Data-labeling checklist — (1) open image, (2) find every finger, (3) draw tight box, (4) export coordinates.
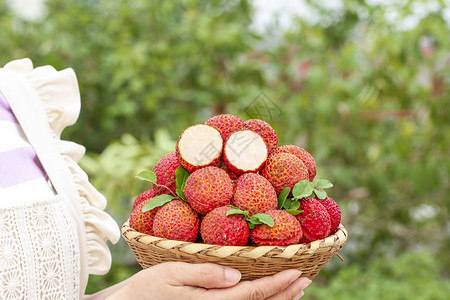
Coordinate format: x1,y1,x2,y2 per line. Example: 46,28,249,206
164,262,242,289
206,269,302,300
265,277,312,300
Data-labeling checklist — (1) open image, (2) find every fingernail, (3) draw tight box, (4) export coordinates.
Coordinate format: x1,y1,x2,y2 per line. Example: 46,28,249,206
302,278,312,289
289,270,302,284
294,290,305,299
225,268,241,283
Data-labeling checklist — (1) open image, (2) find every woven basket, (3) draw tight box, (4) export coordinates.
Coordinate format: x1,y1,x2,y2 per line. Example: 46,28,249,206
122,220,347,280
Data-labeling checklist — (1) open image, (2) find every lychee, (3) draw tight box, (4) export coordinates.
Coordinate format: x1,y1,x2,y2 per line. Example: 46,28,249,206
243,119,278,154
129,194,160,236
184,166,233,214
260,152,309,194
223,130,268,175
132,188,159,211
176,124,223,173
152,200,200,242
204,114,244,140
296,198,331,243
318,196,341,234
273,145,316,181
152,152,180,194
232,173,278,216
200,206,249,246
250,210,303,246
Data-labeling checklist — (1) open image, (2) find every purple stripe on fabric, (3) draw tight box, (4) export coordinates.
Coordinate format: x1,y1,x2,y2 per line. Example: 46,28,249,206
0,94,18,123
0,146,48,188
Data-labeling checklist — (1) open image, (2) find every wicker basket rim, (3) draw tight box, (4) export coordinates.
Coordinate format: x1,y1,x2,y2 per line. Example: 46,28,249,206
122,220,348,260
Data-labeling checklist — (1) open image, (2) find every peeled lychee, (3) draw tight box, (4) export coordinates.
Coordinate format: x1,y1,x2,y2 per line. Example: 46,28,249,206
260,152,309,194
152,152,180,194
318,196,341,234
152,200,200,242
184,166,233,214
250,210,303,246
223,130,268,175
176,124,223,173
243,119,278,154
204,114,244,140
297,198,331,243
273,145,316,181
200,206,249,246
232,173,278,216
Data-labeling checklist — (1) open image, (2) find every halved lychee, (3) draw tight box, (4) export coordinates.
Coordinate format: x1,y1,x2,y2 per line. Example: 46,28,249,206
223,130,268,175
176,124,223,173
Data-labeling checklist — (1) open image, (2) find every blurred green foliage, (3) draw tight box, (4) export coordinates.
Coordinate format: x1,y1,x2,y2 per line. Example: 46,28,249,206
1,0,449,296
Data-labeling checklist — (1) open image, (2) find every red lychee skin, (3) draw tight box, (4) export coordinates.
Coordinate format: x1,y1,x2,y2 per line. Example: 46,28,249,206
243,119,278,154
204,114,244,140
184,166,233,214
296,198,331,243
129,197,160,236
250,210,303,246
260,152,309,194
200,206,249,246
152,152,180,194
216,160,240,180
272,145,316,181
318,196,341,234
132,188,159,211
232,173,278,216
152,200,200,242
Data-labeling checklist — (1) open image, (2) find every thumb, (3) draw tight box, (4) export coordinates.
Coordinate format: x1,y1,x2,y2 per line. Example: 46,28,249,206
166,262,242,289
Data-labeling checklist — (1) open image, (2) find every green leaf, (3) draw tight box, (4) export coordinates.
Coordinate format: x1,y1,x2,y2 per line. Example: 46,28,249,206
136,170,157,183
251,213,274,227
285,209,303,216
315,179,333,189
142,194,174,212
175,166,190,200
292,180,315,199
287,200,300,210
226,208,249,217
278,187,291,209
314,189,327,200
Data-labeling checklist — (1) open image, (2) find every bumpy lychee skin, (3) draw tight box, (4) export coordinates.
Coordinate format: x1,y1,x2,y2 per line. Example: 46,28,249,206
132,188,159,211
273,145,316,181
243,119,278,154
152,200,200,242
318,196,341,234
176,124,223,173
204,114,244,140
232,173,278,216
260,152,309,194
152,152,180,194
250,210,303,246
297,198,331,243
184,166,233,214
129,196,160,236
200,206,249,246
223,130,268,175
216,160,240,180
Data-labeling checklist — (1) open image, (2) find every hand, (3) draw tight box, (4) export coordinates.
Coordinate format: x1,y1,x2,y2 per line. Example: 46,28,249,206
106,262,312,300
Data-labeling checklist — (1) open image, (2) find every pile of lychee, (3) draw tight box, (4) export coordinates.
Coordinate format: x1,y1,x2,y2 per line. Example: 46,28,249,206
129,114,342,247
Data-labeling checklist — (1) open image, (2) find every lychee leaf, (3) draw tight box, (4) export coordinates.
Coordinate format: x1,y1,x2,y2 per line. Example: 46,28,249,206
250,213,274,227
283,198,294,210
175,166,190,201
315,179,333,189
285,209,303,216
314,188,327,199
278,187,291,209
287,200,300,210
142,194,174,212
292,180,314,199
248,223,256,230
136,170,157,183
226,208,249,217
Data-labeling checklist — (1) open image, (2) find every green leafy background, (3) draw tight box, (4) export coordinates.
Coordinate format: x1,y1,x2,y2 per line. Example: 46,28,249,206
1,0,449,297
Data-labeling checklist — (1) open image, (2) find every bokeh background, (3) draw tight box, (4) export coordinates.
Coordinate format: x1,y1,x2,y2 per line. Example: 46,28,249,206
2,0,449,298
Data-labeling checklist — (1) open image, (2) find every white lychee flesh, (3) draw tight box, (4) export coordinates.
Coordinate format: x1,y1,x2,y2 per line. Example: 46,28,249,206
177,124,223,169
224,130,268,173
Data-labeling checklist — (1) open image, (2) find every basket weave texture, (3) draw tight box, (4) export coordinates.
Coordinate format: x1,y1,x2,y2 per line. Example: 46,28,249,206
122,220,348,280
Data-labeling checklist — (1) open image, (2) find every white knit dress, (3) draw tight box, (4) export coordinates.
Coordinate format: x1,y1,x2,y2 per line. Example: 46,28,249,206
0,59,120,299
